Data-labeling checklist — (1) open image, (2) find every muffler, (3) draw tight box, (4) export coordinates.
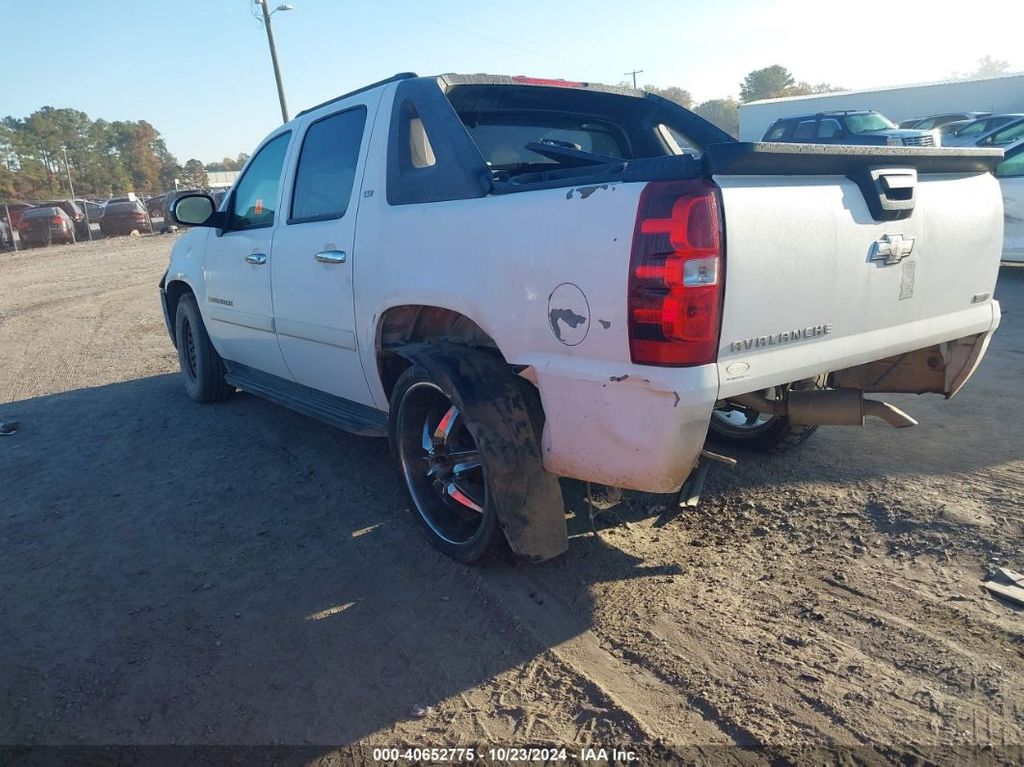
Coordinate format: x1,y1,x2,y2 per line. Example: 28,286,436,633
728,388,917,428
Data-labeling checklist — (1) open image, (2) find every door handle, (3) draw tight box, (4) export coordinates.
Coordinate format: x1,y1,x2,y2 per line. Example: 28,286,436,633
315,250,347,264
245,253,267,265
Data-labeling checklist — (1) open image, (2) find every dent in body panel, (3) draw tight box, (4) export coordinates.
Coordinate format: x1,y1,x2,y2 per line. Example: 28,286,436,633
525,355,719,492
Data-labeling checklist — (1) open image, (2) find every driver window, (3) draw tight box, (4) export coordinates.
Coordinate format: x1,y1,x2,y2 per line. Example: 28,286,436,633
229,132,291,231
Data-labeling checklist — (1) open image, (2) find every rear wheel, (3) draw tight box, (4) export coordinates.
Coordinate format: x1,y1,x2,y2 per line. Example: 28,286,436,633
708,376,827,453
391,365,501,564
174,293,233,403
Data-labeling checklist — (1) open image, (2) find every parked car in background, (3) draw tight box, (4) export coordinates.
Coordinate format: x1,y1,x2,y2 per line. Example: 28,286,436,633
0,201,35,230
997,139,1024,263
35,199,89,240
898,111,990,130
146,193,168,219
17,206,77,247
943,114,1024,147
763,110,938,146
972,117,1024,148
99,200,153,236
106,194,144,207
74,199,105,225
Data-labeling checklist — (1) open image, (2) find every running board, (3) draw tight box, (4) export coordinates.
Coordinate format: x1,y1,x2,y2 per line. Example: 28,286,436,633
224,362,388,437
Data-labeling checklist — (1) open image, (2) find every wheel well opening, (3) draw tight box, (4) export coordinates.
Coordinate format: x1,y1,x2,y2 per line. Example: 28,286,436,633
164,281,194,343
376,306,503,401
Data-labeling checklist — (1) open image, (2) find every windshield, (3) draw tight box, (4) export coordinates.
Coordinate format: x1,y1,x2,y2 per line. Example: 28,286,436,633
845,113,897,134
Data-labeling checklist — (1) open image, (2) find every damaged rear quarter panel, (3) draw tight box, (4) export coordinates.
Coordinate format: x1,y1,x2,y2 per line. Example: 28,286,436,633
353,141,647,409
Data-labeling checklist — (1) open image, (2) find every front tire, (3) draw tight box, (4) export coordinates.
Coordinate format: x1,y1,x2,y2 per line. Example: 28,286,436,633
174,293,233,403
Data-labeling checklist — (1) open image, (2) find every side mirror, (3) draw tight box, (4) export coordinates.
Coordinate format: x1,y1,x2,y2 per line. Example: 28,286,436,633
169,193,216,227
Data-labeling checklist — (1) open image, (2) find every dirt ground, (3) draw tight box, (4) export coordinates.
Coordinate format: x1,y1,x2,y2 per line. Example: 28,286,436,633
1,235,1022,761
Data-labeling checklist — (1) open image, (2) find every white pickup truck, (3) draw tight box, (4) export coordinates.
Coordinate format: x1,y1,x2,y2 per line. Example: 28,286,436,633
162,73,1004,564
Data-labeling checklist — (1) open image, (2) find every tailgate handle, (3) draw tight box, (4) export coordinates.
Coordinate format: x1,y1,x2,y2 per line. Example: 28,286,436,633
848,167,916,222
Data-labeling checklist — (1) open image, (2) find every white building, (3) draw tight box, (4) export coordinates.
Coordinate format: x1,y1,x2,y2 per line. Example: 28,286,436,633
205,171,239,191
738,71,1024,141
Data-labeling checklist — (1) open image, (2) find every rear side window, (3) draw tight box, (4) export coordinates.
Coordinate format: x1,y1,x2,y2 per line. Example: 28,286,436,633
229,132,290,230
658,124,699,155
409,117,436,168
765,123,788,140
290,107,367,223
817,119,842,138
792,121,817,140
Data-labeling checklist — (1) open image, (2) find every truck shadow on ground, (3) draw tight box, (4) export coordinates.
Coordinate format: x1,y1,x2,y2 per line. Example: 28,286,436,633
0,374,679,747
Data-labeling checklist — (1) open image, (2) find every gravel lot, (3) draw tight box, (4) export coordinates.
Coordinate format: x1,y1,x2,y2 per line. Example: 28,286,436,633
1,235,1022,760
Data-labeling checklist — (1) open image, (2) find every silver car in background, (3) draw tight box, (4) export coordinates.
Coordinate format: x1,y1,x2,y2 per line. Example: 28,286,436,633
944,114,1024,147
998,139,1024,263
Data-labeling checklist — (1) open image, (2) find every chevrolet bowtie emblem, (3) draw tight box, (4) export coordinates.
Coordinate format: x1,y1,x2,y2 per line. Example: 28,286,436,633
870,233,915,265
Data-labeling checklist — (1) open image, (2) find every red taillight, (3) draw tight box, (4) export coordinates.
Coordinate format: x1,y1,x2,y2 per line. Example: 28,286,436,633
627,179,724,366
52,216,63,225
132,212,146,221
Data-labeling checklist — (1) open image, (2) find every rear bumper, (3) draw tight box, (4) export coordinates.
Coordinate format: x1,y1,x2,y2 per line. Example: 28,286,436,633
523,300,1000,495
717,301,1001,400
523,354,719,494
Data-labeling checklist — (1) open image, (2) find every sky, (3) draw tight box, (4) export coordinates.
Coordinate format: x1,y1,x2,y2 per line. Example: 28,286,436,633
2,0,1022,162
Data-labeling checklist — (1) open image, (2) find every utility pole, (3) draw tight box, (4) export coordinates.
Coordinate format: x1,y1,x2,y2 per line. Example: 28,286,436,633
257,0,291,123
4,203,17,251
624,69,643,89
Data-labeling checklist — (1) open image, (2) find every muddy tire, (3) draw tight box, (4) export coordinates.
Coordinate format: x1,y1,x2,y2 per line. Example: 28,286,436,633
708,376,828,453
389,346,566,565
174,293,233,404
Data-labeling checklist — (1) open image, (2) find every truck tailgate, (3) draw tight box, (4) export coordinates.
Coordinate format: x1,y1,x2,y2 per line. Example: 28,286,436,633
708,146,1003,398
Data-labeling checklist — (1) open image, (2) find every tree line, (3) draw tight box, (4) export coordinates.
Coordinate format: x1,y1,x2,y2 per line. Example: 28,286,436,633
1,108,178,200
0,107,248,202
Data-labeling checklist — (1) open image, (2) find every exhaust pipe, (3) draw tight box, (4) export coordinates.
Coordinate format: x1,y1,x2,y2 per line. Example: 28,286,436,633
861,399,918,429
728,388,917,428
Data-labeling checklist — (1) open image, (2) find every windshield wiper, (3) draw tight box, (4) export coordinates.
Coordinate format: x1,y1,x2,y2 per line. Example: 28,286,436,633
525,140,622,167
